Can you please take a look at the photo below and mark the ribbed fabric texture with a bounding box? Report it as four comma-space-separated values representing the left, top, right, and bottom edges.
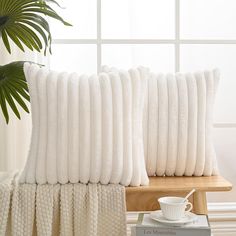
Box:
102, 66, 220, 177
144, 69, 220, 176
20, 63, 149, 186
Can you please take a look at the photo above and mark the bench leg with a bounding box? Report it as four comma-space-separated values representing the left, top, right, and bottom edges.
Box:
193, 191, 208, 215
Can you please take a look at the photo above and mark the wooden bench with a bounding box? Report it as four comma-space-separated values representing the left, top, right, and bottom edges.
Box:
126, 175, 232, 214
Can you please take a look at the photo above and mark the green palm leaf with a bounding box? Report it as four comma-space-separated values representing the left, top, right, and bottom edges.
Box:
0, 0, 71, 123
0, 0, 71, 55
0, 61, 31, 123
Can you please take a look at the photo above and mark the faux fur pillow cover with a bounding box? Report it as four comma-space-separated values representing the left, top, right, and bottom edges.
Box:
20, 63, 149, 186
144, 69, 220, 176
103, 66, 220, 177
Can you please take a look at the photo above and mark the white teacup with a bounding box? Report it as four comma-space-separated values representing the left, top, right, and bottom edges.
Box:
158, 197, 193, 221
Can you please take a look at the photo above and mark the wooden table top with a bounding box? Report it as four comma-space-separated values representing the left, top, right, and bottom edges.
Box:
126, 175, 232, 193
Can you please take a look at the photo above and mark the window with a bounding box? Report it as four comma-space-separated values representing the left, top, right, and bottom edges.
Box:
50, 0, 236, 126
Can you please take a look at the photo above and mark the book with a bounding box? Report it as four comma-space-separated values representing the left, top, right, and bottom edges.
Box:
131, 213, 211, 236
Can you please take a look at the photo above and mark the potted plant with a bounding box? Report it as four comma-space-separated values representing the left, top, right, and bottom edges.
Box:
0, 0, 71, 123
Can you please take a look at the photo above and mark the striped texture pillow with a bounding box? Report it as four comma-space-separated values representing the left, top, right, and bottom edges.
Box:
20, 63, 149, 186
103, 66, 220, 177
143, 69, 220, 176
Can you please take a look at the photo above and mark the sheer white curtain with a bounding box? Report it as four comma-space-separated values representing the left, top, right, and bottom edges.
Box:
0, 42, 45, 172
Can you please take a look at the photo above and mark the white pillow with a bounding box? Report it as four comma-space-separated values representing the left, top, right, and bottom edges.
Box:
102, 66, 220, 177
144, 69, 220, 176
20, 63, 149, 186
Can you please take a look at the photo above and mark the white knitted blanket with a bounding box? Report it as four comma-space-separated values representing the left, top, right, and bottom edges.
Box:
0, 172, 127, 236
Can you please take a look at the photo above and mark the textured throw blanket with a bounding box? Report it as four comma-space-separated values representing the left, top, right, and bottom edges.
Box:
0, 172, 127, 236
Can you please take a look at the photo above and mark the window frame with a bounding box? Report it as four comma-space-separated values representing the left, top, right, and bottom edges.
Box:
51, 0, 236, 128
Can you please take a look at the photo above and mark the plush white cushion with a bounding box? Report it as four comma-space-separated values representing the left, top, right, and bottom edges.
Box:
144, 69, 220, 176
20, 63, 149, 186
103, 66, 220, 177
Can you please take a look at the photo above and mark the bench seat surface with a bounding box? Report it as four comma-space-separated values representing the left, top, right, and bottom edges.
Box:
125, 176, 232, 213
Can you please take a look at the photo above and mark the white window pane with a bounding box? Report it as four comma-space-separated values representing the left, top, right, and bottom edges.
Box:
207, 128, 236, 202
50, 0, 96, 39
102, 0, 175, 39
180, 0, 236, 39
180, 45, 236, 123
50, 44, 97, 73
102, 44, 175, 73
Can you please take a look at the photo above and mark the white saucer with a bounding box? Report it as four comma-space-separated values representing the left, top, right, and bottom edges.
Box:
150, 210, 197, 226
